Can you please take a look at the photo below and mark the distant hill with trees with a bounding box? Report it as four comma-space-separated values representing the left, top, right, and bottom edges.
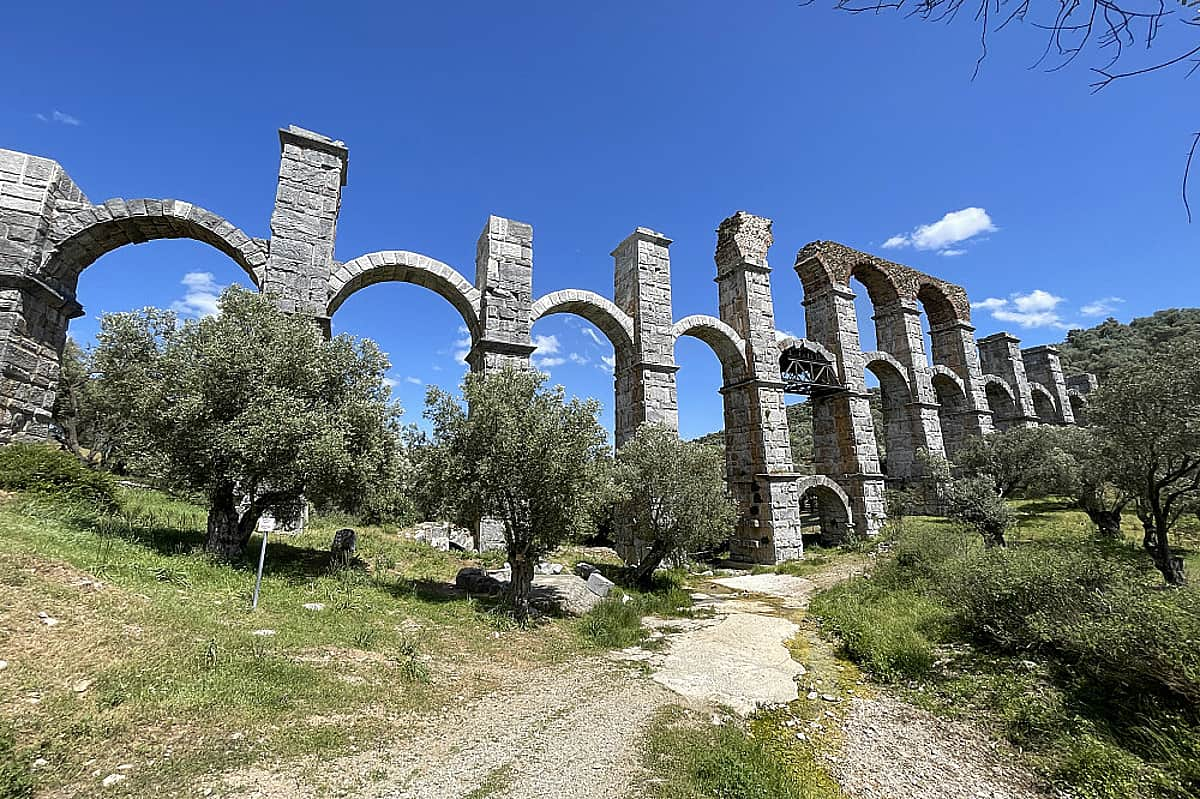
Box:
1059, 308, 1200, 382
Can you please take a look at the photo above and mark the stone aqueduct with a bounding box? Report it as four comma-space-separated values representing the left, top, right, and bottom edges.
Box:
0, 126, 1095, 562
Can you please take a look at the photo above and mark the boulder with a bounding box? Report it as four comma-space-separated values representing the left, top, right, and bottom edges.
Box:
531, 573, 604, 616
586, 571, 615, 598
574, 562, 598, 579
454, 568, 505, 596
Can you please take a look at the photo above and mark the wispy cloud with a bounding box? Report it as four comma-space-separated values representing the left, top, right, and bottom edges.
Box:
568, 352, 589, 365
171, 272, 223, 317
972, 289, 1070, 329
882, 207, 997, 256
533, 334, 563, 369
452, 325, 472, 364
1080, 296, 1124, 317
382, 377, 399, 391
404, 376, 423, 385
598, 354, 616, 374
35, 110, 82, 126
581, 327, 604, 347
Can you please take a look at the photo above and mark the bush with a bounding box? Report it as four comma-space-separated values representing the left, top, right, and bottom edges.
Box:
809, 581, 948, 681
0, 443, 118, 513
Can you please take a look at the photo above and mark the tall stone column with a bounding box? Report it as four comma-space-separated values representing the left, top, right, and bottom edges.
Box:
978, 332, 1038, 427
264, 127, 348, 320
468, 216, 535, 374
613, 228, 678, 447
1022, 345, 1074, 424
798, 276, 886, 538
714, 212, 804, 562
0, 150, 87, 441
872, 299, 945, 476
928, 320, 993, 439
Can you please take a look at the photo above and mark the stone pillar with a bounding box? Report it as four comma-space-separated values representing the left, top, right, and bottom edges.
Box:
265, 126, 348, 319
928, 320, 993, 439
872, 299, 945, 477
978, 332, 1038, 427
613, 228, 678, 447
1022, 345, 1074, 424
0, 150, 88, 441
714, 212, 803, 562
1066, 373, 1098, 395
467, 216, 536, 374
798, 277, 886, 538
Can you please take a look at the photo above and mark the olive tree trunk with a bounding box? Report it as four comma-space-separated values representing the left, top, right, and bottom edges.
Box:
204, 487, 262, 561
1086, 509, 1124, 540
507, 553, 536, 621
632, 539, 670, 589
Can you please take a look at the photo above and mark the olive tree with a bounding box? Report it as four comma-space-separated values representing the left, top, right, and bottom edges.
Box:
943, 476, 1012, 548
1046, 425, 1133, 540
423, 369, 609, 619
54, 308, 178, 469
613, 424, 736, 587
130, 287, 401, 560
1089, 346, 1200, 585
956, 426, 1077, 499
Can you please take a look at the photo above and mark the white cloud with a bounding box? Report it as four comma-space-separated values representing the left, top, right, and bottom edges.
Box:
568, 352, 589, 365
939, 249, 966, 257
581, 327, 604, 347
533, 334, 560, 355
452, 325, 472, 364
1080, 296, 1124, 317
382, 377, 399, 390
405, 376, 422, 385
973, 289, 1070, 329
534, 356, 566, 369
598, 354, 616, 374
35, 110, 82, 126
171, 271, 223, 317
883, 207, 997, 255
774, 329, 799, 342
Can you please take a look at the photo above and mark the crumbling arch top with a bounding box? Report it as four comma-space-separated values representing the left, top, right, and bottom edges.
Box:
40, 199, 268, 291
327, 251, 482, 337
671, 314, 747, 374
862, 351, 913, 399
531, 290, 634, 353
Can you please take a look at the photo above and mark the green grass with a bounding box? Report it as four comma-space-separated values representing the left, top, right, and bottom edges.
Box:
463, 763, 514, 798
576, 570, 699, 650
0, 487, 588, 796
809, 504, 1200, 799
639, 706, 842, 799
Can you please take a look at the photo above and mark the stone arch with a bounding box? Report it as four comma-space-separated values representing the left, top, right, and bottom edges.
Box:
863, 351, 915, 477
982, 375, 1019, 431
1030, 381, 1060, 424
796, 475, 854, 546
327, 251, 482, 338
848, 261, 902, 309
41, 199, 268, 292
776, 336, 838, 368
931, 366, 969, 458
531, 290, 634, 354
670, 315, 748, 377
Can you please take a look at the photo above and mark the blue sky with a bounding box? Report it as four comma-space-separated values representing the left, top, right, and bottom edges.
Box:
3, 1, 1194, 438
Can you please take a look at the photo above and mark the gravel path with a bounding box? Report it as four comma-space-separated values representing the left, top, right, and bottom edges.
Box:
220, 659, 675, 799
828, 695, 1049, 799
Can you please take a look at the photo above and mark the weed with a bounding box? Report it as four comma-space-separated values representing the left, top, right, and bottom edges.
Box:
0, 725, 33, 799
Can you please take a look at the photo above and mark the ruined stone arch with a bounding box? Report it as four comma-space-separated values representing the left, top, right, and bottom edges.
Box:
863, 351, 917, 477
930, 366, 969, 457
1029, 381, 1060, 424
327, 251, 482, 338
670, 314, 748, 377
530, 290, 634, 355
982, 374, 1019, 431
40, 199, 269, 292
796, 475, 855, 545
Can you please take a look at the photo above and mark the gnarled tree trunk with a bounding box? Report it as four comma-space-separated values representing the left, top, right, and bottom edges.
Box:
1086, 509, 1124, 540
507, 551, 535, 621
204, 486, 262, 561
632, 539, 670, 589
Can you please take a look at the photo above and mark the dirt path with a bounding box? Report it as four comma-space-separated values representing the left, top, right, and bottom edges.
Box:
220, 659, 677, 799
219, 557, 1048, 799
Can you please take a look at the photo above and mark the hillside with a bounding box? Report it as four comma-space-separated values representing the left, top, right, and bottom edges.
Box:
1058, 307, 1200, 381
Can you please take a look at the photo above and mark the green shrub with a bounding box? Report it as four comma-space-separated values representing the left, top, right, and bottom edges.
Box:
578, 598, 645, 649
1053, 733, 1158, 799
0, 443, 118, 513
809, 581, 948, 681
0, 725, 33, 799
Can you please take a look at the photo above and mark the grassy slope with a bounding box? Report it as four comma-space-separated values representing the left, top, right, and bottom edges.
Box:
0, 487, 592, 796
810, 500, 1200, 799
